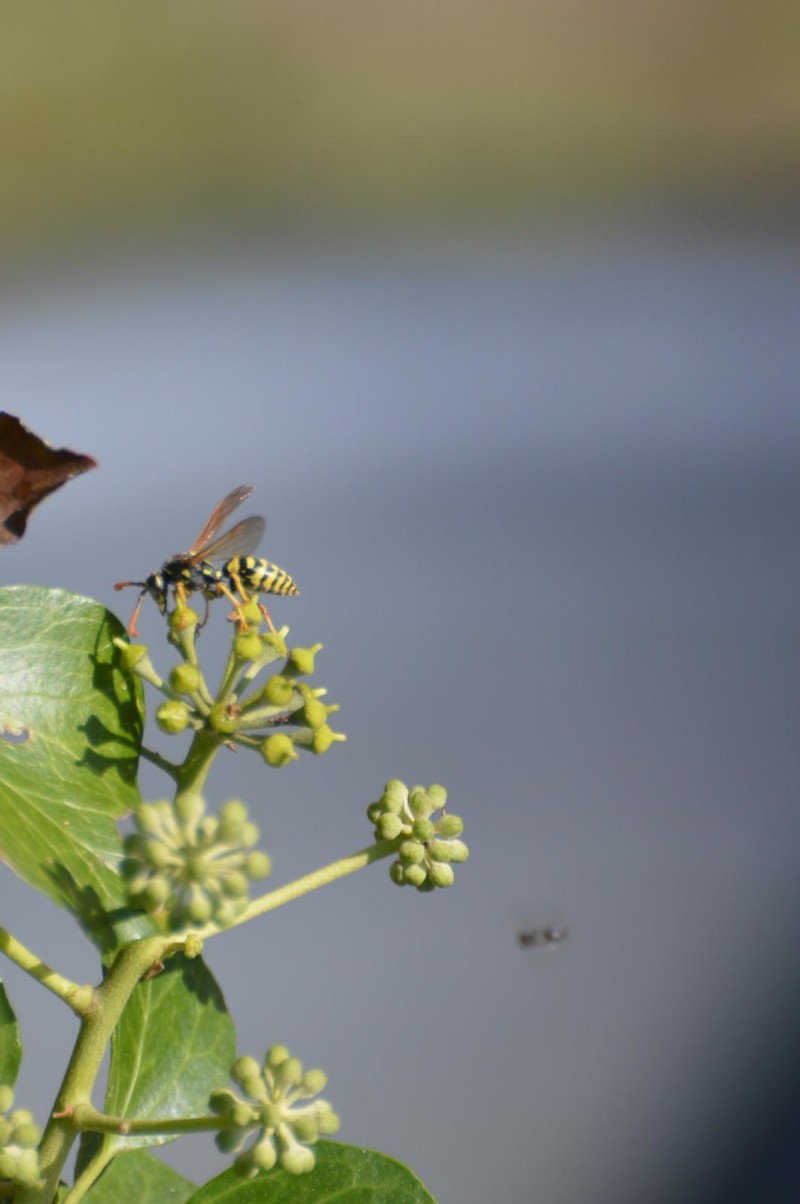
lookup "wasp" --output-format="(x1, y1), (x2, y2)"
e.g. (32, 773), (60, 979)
(114, 485), (298, 637)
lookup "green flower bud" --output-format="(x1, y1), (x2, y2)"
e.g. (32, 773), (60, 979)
(209, 1088), (238, 1116)
(216, 1128), (244, 1154)
(263, 674), (295, 707)
(408, 788), (432, 819)
(140, 877), (171, 911)
(117, 642), (149, 673)
(15, 1148), (41, 1186)
(426, 840), (452, 862)
(389, 861), (406, 885)
(243, 597), (264, 627)
(169, 605), (199, 630)
(234, 632), (263, 662)
(285, 644), (322, 677)
(317, 1107), (340, 1135)
(175, 792), (205, 826)
(136, 802), (168, 835)
(446, 839), (470, 863)
(312, 725), (346, 755)
(281, 1144), (315, 1175)
(208, 704), (237, 734)
(13, 1122), (41, 1148)
(0, 1151), (14, 1179)
(233, 1055), (262, 1084)
(169, 663), (201, 695)
(262, 630), (288, 658)
(366, 801), (383, 824)
(246, 850), (272, 880)
(398, 841), (424, 864)
(197, 815), (219, 842)
(436, 814), (463, 837)
(251, 1140), (278, 1172)
(240, 821), (259, 847)
(156, 700), (191, 734)
(186, 893), (213, 924)
(221, 871), (249, 899)
(0, 1086), (13, 1112)
(403, 864), (427, 888)
(382, 780), (408, 810)
(301, 1069), (327, 1095)
(143, 838), (172, 870)
(427, 784), (448, 810)
(261, 734), (298, 767)
(376, 813), (403, 841)
(411, 818), (435, 842)
(218, 799), (248, 840)
(312, 724), (334, 754)
(301, 697), (327, 729)
(428, 862), (455, 888)
(266, 1044), (290, 1068)
(184, 933), (204, 959)
(275, 1056), (302, 1086)
(293, 1116), (318, 1143)
(231, 1102), (255, 1128)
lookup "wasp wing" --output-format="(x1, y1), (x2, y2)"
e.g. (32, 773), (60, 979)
(194, 516), (266, 565)
(188, 485), (255, 557)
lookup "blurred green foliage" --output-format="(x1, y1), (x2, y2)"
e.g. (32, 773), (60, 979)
(0, 0), (798, 257)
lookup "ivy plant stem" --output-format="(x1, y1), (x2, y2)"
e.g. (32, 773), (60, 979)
(174, 729), (224, 800)
(198, 841), (398, 939)
(71, 1105), (221, 1136)
(0, 928), (91, 1016)
(17, 936), (166, 1204)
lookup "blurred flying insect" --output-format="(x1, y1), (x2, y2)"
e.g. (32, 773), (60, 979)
(114, 484), (298, 637)
(517, 924), (569, 949)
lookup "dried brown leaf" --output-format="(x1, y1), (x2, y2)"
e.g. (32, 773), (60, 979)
(0, 412), (97, 545)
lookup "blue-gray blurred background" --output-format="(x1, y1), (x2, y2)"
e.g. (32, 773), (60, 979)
(1, 5), (799, 1202)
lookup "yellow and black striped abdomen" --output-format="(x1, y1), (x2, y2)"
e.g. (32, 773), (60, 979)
(224, 555), (299, 598)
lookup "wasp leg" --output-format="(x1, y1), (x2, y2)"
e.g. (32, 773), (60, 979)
(258, 601), (276, 633)
(218, 576), (250, 628)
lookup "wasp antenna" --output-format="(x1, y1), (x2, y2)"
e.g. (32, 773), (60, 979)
(128, 591), (147, 638)
(113, 580), (144, 592)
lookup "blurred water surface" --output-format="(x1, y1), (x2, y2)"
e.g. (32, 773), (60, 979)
(0, 230), (798, 1203)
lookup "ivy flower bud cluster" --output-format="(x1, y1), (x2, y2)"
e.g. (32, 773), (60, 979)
(0, 1087), (41, 1188)
(121, 795), (271, 928)
(210, 1045), (340, 1177)
(115, 620), (346, 762)
(368, 780), (469, 890)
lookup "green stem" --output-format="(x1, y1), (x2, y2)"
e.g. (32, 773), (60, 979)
(232, 650), (283, 700)
(138, 746), (181, 782)
(0, 928), (92, 1016)
(198, 841), (397, 939)
(61, 1143), (115, 1204)
(215, 641), (248, 705)
(17, 937), (167, 1204)
(71, 1104), (221, 1136)
(174, 729), (224, 799)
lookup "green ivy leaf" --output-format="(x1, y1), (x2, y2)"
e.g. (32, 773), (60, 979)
(0, 978), (21, 1089)
(102, 954), (235, 1154)
(0, 586), (147, 948)
(83, 1149), (196, 1203)
(185, 1142), (437, 1203)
